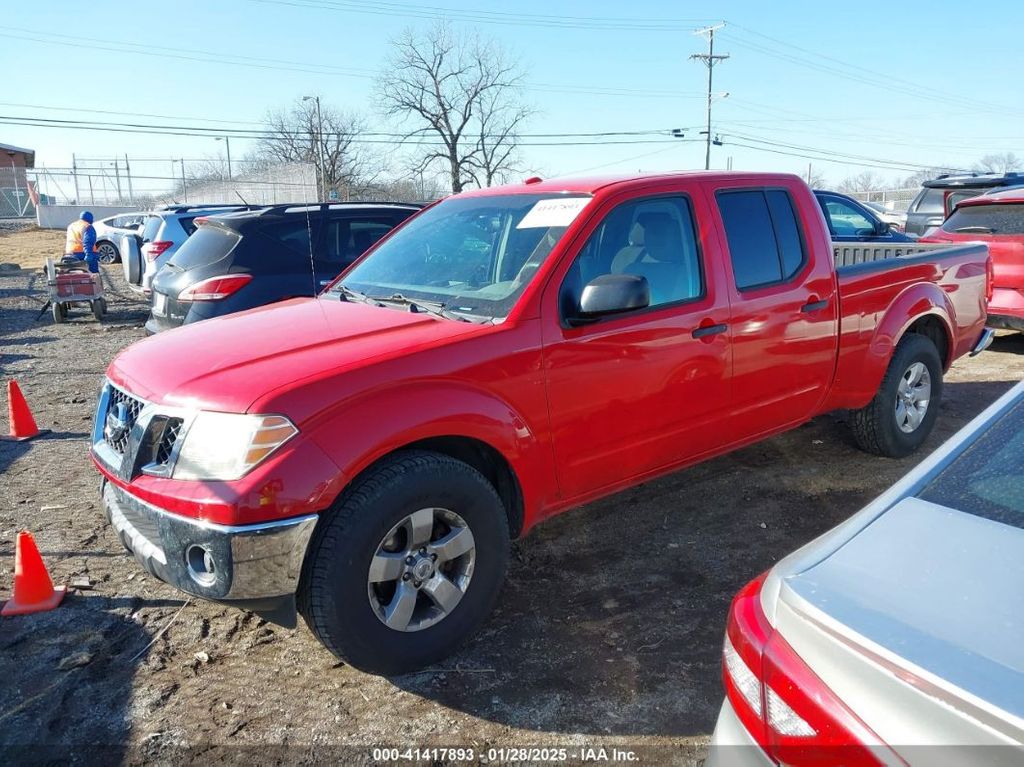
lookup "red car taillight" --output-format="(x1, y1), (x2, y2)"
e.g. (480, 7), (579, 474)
(723, 575), (904, 766)
(986, 257), (994, 304)
(178, 274), (252, 302)
(142, 240), (172, 261)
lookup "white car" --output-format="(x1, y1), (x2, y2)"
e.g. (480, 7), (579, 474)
(864, 201), (908, 232)
(709, 373), (1023, 766)
(92, 212), (146, 264)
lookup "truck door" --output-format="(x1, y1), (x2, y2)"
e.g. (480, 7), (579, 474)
(710, 183), (839, 442)
(541, 190), (733, 500)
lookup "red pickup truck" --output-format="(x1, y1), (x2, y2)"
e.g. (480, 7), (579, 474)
(92, 172), (992, 675)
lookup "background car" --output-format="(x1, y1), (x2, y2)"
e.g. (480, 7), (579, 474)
(707, 374), (1024, 767)
(921, 187), (1024, 331)
(122, 204), (256, 294)
(145, 201), (422, 332)
(92, 212), (146, 264)
(863, 200), (907, 232)
(813, 190), (913, 243)
(905, 172), (1024, 236)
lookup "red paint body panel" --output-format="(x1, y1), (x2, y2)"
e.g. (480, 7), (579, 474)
(93, 172), (989, 534)
(923, 211), (1024, 322)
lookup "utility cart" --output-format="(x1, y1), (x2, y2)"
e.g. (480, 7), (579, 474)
(45, 257), (106, 323)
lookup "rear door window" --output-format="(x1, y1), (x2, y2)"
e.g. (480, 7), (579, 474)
(942, 204), (1024, 234)
(167, 226), (241, 270)
(717, 189), (806, 290)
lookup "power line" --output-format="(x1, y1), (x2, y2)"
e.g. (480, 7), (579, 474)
(246, 0), (714, 31)
(0, 26), (705, 101)
(0, 114), (691, 147)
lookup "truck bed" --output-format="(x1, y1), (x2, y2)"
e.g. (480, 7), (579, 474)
(826, 241), (990, 409)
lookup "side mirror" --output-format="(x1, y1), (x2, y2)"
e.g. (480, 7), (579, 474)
(572, 273), (650, 324)
(876, 220), (892, 236)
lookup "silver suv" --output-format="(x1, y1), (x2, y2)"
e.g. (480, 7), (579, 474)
(122, 205), (252, 294)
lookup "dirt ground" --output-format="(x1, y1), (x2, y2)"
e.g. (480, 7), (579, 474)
(1, 227), (1022, 763)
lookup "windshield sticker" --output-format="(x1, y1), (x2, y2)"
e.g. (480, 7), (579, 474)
(516, 197), (590, 229)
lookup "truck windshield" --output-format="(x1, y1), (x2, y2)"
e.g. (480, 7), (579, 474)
(335, 193), (591, 321)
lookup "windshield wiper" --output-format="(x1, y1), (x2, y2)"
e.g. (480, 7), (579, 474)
(954, 226), (995, 234)
(331, 284), (378, 304)
(368, 293), (473, 323)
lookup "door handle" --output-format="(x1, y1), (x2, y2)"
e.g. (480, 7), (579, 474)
(691, 323), (728, 339)
(801, 299), (829, 313)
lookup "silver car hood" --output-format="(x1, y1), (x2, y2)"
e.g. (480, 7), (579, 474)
(778, 496), (1024, 745)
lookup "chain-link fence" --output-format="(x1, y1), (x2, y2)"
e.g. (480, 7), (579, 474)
(847, 188), (920, 211)
(0, 166), (36, 217)
(156, 163), (318, 206)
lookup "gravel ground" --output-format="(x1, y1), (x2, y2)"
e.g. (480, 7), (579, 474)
(1, 229), (1022, 764)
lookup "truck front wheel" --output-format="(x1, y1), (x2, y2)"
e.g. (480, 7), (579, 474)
(298, 450), (510, 675)
(850, 334), (943, 458)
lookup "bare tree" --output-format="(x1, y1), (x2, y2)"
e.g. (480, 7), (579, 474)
(973, 152), (1022, 174)
(377, 23), (530, 193)
(255, 98), (380, 199)
(837, 171), (887, 194)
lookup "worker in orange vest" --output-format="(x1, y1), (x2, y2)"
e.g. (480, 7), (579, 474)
(64, 210), (98, 273)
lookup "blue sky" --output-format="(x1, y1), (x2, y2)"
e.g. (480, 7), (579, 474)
(2, 0), (1021, 195)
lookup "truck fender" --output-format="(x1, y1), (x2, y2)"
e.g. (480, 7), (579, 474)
(861, 282), (954, 399)
(304, 380), (555, 534)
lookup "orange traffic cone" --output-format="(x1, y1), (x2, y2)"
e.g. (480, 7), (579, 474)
(4, 380), (42, 441)
(2, 531), (66, 616)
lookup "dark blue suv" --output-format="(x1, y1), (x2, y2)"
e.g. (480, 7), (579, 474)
(146, 202), (421, 333)
(813, 190), (912, 243)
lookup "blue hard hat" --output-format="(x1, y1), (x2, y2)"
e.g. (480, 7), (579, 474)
(80, 210), (94, 223)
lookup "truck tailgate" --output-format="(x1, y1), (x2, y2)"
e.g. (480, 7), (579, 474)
(771, 497), (1024, 754)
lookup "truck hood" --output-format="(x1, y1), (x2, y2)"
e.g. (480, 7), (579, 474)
(780, 496), (1024, 734)
(110, 297), (487, 413)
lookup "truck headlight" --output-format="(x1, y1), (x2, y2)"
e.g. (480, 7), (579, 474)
(172, 413), (298, 481)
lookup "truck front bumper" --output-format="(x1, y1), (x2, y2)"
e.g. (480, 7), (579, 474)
(102, 480), (317, 626)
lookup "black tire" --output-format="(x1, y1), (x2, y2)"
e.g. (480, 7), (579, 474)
(299, 450), (510, 676)
(51, 301), (64, 324)
(97, 240), (120, 265)
(850, 334), (943, 458)
(91, 299), (104, 321)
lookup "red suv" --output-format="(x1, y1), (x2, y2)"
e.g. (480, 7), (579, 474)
(921, 188), (1024, 330)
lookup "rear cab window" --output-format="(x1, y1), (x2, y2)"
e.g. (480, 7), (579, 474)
(918, 397), (1024, 529)
(942, 204), (1024, 235)
(716, 189), (806, 290)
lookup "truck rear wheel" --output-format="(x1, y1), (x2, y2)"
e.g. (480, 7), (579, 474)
(299, 450), (510, 676)
(850, 334), (943, 458)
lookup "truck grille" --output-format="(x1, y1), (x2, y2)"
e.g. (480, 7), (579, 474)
(104, 386), (146, 454)
(155, 418), (183, 465)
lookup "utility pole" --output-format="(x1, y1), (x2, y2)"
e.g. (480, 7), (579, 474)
(125, 154), (134, 204)
(216, 136), (232, 180)
(690, 23), (730, 170)
(113, 159), (123, 202)
(180, 159), (187, 203)
(303, 95), (327, 201)
(72, 153), (81, 205)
